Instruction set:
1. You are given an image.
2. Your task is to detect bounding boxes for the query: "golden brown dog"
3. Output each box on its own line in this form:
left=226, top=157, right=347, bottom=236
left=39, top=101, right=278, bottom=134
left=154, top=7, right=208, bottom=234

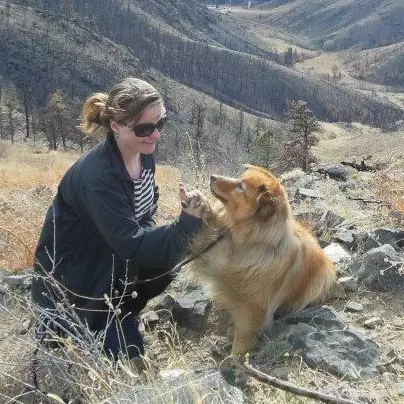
left=187, top=165, right=336, bottom=355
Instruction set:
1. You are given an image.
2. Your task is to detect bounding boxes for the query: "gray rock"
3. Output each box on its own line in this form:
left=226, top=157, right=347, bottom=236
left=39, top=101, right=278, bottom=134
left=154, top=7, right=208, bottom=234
left=268, top=306, right=346, bottom=336
left=316, top=163, right=349, bottom=181
left=172, top=289, right=212, bottom=331
left=351, top=231, right=380, bottom=253
left=2, top=272, right=33, bottom=291
left=328, top=282, right=347, bottom=300
left=356, top=244, right=404, bottom=292
left=320, top=210, right=345, bottom=230
left=338, top=276, right=358, bottom=292
left=294, top=211, right=323, bottom=228
left=103, top=370, right=244, bottom=404
left=345, top=302, right=363, bottom=312
left=150, top=293, right=178, bottom=312
left=372, top=228, right=404, bottom=250
left=141, top=310, right=159, bottom=326
left=293, top=330, right=380, bottom=380
left=364, top=317, right=383, bottom=329
left=351, top=228, right=404, bottom=253
left=263, top=306, right=380, bottom=380
left=323, top=243, right=351, bottom=263
left=333, top=229, right=354, bottom=248
left=295, top=188, right=325, bottom=200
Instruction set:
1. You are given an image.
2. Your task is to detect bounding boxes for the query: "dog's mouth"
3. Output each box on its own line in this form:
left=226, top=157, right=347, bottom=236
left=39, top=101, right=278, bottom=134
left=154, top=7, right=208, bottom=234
left=210, top=188, right=228, bottom=204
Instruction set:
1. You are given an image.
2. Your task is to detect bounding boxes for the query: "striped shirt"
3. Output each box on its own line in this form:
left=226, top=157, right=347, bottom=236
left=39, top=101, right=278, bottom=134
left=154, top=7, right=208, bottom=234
left=133, top=167, right=155, bottom=220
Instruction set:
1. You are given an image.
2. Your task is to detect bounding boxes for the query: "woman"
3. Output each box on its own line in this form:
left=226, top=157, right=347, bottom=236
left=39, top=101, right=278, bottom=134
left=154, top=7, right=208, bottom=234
left=31, top=77, right=203, bottom=360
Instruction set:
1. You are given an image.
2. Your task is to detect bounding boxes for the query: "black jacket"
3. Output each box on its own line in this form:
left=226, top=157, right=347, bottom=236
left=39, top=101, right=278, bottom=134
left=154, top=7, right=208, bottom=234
left=31, top=133, right=202, bottom=330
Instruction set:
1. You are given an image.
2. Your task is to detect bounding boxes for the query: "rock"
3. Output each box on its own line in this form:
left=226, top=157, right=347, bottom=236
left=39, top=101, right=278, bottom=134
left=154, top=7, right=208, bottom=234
left=141, top=310, right=159, bottom=326
left=333, top=229, right=354, bottom=249
left=106, top=370, right=245, bottom=403
left=345, top=302, right=363, bottom=312
left=364, top=317, right=383, bottom=329
left=338, top=276, right=358, bottom=292
left=172, top=289, right=211, bottom=331
left=294, top=329, right=380, bottom=380
left=328, top=282, right=347, bottom=300
left=294, top=211, right=323, bottom=229
left=150, top=293, right=178, bottom=312
left=372, top=228, right=404, bottom=250
left=323, top=243, right=351, bottom=263
left=268, top=306, right=346, bottom=336
left=320, top=210, right=345, bottom=230
left=355, top=245, right=404, bottom=292
left=351, top=231, right=380, bottom=253
left=315, top=163, right=349, bottom=181
left=1, top=272, right=33, bottom=291
left=295, top=188, right=325, bottom=200
left=263, top=306, right=380, bottom=380
left=351, top=228, right=404, bottom=253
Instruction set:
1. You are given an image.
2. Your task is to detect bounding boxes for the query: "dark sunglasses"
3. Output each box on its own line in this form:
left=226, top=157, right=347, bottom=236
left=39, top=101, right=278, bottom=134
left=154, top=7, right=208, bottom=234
left=125, top=116, right=167, bottom=137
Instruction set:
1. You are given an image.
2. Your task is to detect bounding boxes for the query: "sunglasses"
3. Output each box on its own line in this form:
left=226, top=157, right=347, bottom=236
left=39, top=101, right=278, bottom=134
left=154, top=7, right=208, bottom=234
left=125, top=116, right=167, bottom=138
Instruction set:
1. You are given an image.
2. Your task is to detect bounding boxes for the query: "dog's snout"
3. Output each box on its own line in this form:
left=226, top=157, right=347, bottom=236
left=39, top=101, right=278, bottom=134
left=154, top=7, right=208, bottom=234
left=210, top=175, right=218, bottom=184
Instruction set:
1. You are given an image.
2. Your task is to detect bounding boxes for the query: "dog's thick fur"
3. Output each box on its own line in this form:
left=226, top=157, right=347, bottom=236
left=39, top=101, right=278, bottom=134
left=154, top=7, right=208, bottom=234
left=187, top=166, right=336, bottom=355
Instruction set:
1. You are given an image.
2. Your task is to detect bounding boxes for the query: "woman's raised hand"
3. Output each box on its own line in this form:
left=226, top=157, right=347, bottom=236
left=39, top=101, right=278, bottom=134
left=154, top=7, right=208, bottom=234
left=179, top=183, right=205, bottom=219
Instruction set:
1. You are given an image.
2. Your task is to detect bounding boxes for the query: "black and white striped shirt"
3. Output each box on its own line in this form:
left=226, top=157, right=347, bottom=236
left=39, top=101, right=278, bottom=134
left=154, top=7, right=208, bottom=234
left=133, top=167, right=155, bottom=220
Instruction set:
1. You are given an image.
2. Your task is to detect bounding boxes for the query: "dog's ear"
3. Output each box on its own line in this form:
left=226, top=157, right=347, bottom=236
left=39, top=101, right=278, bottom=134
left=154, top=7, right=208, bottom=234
left=256, top=186, right=276, bottom=220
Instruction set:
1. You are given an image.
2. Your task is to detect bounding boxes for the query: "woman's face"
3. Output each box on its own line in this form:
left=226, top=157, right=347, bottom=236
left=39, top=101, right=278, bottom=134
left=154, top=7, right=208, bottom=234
left=111, top=102, right=166, bottom=155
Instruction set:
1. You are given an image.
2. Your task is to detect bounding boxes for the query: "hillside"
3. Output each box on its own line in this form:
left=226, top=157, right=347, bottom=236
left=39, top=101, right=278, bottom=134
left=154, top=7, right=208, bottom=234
left=2, top=0, right=403, bottom=130
left=343, top=42, right=404, bottom=87
left=238, top=0, right=404, bottom=50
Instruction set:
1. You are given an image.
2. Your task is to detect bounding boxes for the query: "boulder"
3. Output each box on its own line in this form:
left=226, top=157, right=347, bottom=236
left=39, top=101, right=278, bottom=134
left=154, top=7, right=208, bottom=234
left=323, top=243, right=351, bottom=264
left=355, top=245, right=404, bottom=292
left=172, top=289, right=212, bottom=331
left=262, top=306, right=380, bottom=380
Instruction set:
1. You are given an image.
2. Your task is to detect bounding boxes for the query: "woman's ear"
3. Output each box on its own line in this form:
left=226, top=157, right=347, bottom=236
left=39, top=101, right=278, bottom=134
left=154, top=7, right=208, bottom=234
left=110, top=119, right=119, bottom=133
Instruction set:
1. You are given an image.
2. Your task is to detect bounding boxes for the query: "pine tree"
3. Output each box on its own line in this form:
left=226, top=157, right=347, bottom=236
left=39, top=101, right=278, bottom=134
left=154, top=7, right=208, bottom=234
left=284, top=100, right=322, bottom=172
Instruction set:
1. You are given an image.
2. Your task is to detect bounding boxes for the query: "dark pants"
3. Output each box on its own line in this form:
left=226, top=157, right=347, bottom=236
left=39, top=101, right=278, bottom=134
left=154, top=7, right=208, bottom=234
left=33, top=268, right=173, bottom=360
left=103, top=314, right=144, bottom=360
left=103, top=268, right=173, bottom=360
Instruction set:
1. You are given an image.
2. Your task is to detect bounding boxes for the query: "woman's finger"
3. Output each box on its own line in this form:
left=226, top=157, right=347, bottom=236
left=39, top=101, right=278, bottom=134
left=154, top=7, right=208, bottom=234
left=179, top=183, right=187, bottom=202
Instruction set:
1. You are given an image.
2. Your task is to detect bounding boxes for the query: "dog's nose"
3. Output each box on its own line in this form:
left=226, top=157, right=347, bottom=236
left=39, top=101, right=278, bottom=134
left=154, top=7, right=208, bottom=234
left=210, top=175, right=218, bottom=184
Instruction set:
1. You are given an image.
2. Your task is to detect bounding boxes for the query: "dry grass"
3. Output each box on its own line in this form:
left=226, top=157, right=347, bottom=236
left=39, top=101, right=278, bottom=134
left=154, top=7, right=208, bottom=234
left=373, top=168, right=404, bottom=223
left=315, top=122, right=404, bottom=166
left=0, top=142, right=79, bottom=270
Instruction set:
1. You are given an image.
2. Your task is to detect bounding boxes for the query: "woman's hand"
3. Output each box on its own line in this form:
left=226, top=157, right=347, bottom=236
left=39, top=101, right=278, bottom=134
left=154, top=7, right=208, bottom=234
left=179, top=183, right=205, bottom=219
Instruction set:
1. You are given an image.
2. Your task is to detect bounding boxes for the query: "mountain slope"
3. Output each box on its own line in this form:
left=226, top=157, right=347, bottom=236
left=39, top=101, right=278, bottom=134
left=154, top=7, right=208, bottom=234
left=252, top=0, right=404, bottom=50
left=3, top=0, right=403, bottom=129
left=344, top=43, right=404, bottom=87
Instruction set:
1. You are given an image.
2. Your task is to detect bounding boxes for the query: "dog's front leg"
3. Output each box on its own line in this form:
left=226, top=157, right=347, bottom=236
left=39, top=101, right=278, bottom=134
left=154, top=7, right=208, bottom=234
left=230, top=305, right=265, bottom=356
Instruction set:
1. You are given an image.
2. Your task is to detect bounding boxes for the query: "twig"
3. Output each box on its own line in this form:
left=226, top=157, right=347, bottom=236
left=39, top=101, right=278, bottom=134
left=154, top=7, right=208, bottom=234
left=347, top=197, right=385, bottom=204
left=231, top=359, right=363, bottom=404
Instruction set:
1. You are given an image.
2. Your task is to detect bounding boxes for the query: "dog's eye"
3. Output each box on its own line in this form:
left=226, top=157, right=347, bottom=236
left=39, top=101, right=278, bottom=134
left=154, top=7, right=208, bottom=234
left=236, top=182, right=244, bottom=192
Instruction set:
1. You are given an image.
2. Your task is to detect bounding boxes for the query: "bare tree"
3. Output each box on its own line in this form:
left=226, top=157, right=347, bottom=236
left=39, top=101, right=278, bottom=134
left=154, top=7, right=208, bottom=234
left=6, top=101, right=15, bottom=144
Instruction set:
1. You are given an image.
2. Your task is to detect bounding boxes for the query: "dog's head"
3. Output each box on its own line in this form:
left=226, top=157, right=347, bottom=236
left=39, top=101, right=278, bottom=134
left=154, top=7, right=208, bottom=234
left=210, top=165, right=289, bottom=223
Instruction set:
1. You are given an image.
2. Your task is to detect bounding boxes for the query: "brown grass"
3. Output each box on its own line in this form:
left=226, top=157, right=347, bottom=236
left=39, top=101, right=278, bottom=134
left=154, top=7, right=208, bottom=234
left=0, top=142, right=78, bottom=270
left=374, top=169, right=404, bottom=222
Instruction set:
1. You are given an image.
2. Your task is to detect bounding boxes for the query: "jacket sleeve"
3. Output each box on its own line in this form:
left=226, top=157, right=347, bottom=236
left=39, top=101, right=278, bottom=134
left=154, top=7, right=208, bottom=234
left=81, top=175, right=201, bottom=276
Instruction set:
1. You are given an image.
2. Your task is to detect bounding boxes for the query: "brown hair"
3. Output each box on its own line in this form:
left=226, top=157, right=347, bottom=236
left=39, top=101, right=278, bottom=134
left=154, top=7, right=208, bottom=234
left=80, top=77, right=163, bottom=135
